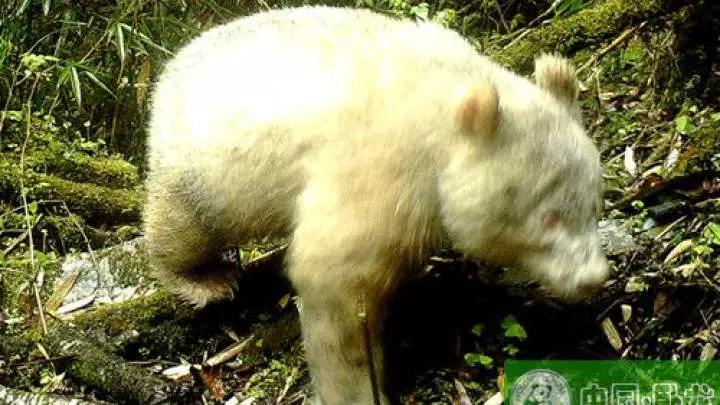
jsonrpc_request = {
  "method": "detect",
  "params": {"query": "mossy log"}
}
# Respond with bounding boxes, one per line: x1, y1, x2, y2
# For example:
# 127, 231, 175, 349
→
492, 0, 691, 73
0, 385, 113, 405
0, 316, 180, 405
0, 208, 115, 253
0, 156, 142, 227
8, 147, 139, 190
42, 320, 180, 404
0, 292, 300, 404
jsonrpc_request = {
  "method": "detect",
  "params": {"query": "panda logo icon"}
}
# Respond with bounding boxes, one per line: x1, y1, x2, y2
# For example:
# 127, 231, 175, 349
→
510, 369, 571, 405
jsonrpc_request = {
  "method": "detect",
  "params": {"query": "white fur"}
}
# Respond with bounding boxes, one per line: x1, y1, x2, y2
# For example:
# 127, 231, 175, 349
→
144, 6, 609, 404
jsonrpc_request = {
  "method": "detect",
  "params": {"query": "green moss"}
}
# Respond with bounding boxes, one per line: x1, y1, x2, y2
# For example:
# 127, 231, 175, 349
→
0, 156, 142, 226
69, 291, 189, 339
493, 0, 687, 73
0, 248, 64, 319
16, 147, 139, 190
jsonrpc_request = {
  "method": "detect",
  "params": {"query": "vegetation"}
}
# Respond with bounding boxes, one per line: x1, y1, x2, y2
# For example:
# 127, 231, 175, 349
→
1, 0, 719, 404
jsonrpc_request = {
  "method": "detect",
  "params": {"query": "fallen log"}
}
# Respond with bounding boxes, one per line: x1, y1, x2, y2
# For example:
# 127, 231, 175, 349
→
0, 157, 142, 227
8, 146, 138, 190
1, 316, 181, 405
0, 385, 113, 405
491, 0, 691, 73
0, 207, 117, 254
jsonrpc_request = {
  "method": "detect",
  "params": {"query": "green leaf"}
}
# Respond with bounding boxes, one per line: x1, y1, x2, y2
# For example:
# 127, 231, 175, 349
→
410, 3, 429, 21
14, 0, 31, 17
501, 315, 527, 340
83, 71, 116, 99
116, 23, 126, 63
674, 115, 694, 135
625, 277, 649, 293
622, 48, 643, 62
693, 245, 713, 256
70, 66, 82, 107
470, 324, 485, 337
711, 112, 720, 123
503, 344, 520, 356
28, 201, 38, 215
464, 353, 493, 368
703, 222, 720, 245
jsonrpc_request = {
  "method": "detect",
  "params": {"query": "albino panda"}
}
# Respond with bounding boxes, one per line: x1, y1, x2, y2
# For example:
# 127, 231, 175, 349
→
143, 6, 609, 405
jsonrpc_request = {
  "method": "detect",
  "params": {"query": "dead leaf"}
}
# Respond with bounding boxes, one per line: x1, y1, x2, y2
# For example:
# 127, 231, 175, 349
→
653, 291, 669, 315
198, 366, 225, 401
277, 294, 290, 309
600, 317, 623, 351
205, 335, 254, 367
57, 293, 96, 316
621, 304, 632, 323
664, 148, 679, 172
45, 269, 80, 314
664, 239, 693, 264
624, 146, 637, 177
700, 343, 717, 361
162, 363, 195, 380
453, 379, 472, 405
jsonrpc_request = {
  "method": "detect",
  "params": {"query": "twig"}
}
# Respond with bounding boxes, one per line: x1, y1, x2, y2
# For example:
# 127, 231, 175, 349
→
526, 0, 563, 28
654, 215, 687, 241
205, 335, 255, 367
60, 202, 102, 298
577, 22, 647, 75
275, 367, 300, 404
256, 0, 271, 11
503, 28, 532, 50
502, 0, 562, 50
493, 0, 510, 33
697, 268, 720, 295
2, 214, 43, 257
20, 73, 47, 336
244, 244, 288, 269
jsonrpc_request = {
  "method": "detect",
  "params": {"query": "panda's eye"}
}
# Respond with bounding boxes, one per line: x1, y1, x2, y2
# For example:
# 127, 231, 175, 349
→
542, 211, 562, 229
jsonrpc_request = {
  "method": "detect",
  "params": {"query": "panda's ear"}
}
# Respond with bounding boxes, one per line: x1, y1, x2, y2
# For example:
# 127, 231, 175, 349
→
454, 80, 499, 139
534, 53, 579, 107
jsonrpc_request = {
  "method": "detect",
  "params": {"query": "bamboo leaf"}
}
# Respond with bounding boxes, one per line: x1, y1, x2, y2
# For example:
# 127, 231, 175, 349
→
116, 23, 126, 62
70, 66, 82, 107
83, 71, 116, 99
14, 0, 31, 17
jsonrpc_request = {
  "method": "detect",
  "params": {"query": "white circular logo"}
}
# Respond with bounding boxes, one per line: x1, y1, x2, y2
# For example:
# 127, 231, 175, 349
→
510, 369, 571, 405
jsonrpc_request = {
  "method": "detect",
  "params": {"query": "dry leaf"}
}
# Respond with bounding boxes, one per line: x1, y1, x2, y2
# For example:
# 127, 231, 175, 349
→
600, 317, 623, 351
621, 304, 632, 323
624, 146, 637, 177
205, 335, 254, 367
700, 343, 717, 361
58, 293, 96, 316
199, 366, 226, 401
162, 363, 194, 380
453, 379, 472, 405
664, 147, 679, 172
664, 239, 693, 264
653, 291, 669, 315
277, 294, 290, 309
44, 269, 81, 314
